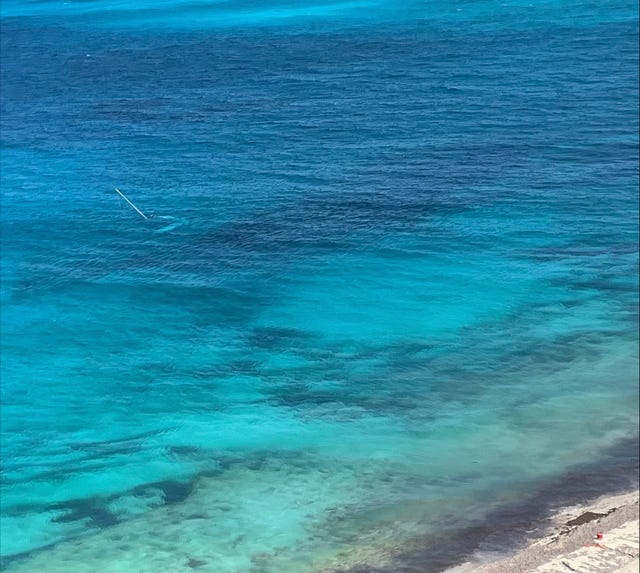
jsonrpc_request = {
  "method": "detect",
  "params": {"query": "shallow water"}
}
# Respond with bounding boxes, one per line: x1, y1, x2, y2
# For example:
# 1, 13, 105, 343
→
1, 1, 638, 571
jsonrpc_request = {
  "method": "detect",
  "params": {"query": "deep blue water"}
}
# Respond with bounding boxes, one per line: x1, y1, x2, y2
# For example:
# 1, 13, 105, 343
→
1, 1, 638, 572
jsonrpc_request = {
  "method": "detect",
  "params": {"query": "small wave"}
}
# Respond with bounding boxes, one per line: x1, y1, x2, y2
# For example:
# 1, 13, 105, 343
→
152, 215, 185, 233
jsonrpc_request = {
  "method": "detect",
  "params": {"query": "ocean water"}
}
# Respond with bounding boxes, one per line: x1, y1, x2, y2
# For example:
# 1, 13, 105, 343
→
1, 1, 638, 571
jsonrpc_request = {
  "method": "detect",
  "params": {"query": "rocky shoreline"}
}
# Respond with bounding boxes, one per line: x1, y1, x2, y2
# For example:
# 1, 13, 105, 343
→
448, 490, 639, 573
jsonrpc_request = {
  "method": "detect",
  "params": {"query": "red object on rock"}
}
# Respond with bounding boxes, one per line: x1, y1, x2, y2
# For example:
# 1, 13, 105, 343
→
595, 531, 604, 540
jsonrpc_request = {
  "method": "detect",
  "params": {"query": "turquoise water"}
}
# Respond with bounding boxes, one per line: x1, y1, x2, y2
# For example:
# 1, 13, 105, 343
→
1, 1, 638, 571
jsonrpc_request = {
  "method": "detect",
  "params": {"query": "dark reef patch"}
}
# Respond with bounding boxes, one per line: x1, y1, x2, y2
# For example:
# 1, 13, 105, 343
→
132, 479, 194, 505
52, 503, 120, 529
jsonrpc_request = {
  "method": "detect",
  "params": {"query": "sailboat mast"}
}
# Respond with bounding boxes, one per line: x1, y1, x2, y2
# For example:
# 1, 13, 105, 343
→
113, 186, 148, 220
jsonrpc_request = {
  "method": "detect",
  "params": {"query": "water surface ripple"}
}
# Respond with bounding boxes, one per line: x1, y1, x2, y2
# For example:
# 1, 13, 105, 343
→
1, 1, 638, 572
